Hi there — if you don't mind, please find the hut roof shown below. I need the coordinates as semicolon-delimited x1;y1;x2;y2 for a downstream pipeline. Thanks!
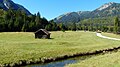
35;29;50;35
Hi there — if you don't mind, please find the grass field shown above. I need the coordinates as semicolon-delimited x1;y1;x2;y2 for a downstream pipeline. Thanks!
0;31;120;66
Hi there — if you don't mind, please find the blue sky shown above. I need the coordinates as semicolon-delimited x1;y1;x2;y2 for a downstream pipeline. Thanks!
12;0;120;20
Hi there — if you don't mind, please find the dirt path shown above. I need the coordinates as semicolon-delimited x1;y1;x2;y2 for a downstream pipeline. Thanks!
96;33;120;41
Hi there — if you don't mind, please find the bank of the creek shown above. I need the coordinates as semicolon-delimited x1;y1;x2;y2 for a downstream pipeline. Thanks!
1;46;120;67
24;56;92;67
21;46;119;67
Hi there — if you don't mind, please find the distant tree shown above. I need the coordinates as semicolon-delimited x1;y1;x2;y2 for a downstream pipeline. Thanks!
41;17;49;28
114;17;119;34
35;12;41;30
49;20;58;31
21;22;28;32
8;18;14;31
45;24;52;31
72;22;76;31
21;24;26;32
58;23;66;31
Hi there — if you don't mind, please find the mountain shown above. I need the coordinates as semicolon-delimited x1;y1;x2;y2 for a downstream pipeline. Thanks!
0;0;31;15
53;2;120;23
54;11;90;23
92;2;120;17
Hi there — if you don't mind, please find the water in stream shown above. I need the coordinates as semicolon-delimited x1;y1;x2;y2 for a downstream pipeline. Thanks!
25;56;91;67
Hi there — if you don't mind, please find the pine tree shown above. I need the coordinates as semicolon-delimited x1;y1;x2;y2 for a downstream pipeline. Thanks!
35;12;41;30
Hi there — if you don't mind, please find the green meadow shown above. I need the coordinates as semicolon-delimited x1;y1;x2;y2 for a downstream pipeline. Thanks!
67;51;120;67
67;32;120;67
0;31;120;66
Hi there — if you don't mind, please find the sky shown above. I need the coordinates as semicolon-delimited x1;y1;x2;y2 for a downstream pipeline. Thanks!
12;0;120;20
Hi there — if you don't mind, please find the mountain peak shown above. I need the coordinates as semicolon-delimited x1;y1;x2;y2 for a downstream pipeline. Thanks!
97;2;116;11
107;2;116;4
0;0;31;15
53;2;120;23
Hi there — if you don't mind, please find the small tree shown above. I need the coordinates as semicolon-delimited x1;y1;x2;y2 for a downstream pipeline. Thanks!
72;22;76;31
58;23;65;32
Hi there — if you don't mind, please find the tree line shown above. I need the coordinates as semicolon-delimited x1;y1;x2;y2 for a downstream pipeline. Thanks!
71;16;120;34
0;9;68;32
0;9;120;34
75;17;114;32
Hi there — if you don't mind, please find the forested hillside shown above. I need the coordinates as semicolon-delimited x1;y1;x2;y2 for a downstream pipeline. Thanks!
0;9;61;32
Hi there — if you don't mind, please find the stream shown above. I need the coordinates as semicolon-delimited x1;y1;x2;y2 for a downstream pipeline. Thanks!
24;56;92;67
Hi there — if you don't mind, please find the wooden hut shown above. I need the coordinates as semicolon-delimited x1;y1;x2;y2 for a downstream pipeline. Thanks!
34;29;50;39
